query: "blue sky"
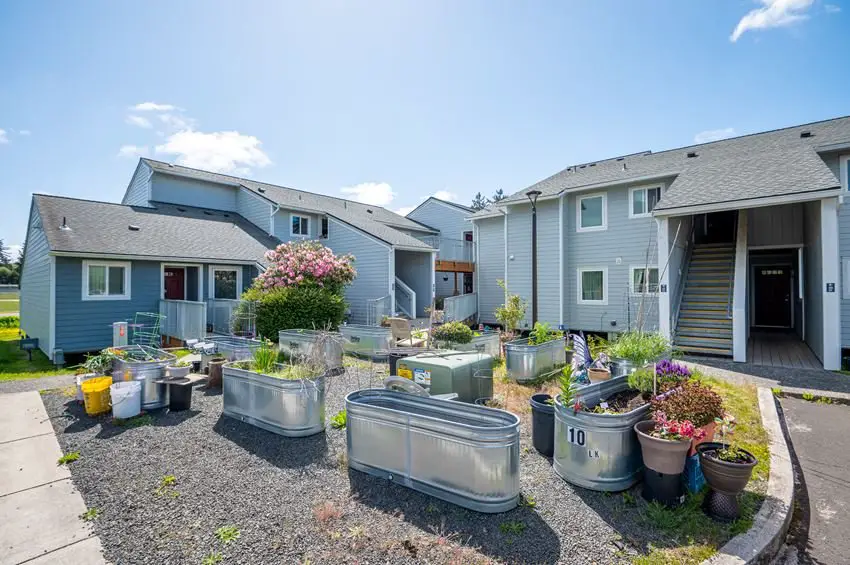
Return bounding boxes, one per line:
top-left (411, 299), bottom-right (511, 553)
top-left (1, 0), bottom-right (847, 255)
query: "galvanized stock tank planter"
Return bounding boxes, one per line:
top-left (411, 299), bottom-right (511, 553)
top-left (454, 332), bottom-right (501, 358)
top-left (111, 345), bottom-right (177, 410)
top-left (505, 337), bottom-right (566, 382)
top-left (278, 329), bottom-right (344, 373)
top-left (553, 378), bottom-right (651, 492)
top-left (339, 324), bottom-right (393, 359)
top-left (345, 389), bottom-right (521, 513)
top-left (222, 363), bottom-right (326, 437)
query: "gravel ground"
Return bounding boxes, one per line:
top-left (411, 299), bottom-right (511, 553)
top-left (43, 364), bottom-right (737, 565)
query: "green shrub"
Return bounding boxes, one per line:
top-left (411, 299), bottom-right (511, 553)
top-left (528, 322), bottom-right (562, 345)
top-left (494, 280), bottom-right (527, 332)
top-left (607, 331), bottom-right (669, 364)
top-left (432, 321), bottom-right (473, 345)
top-left (243, 286), bottom-right (347, 340)
top-left (0, 316), bottom-right (19, 329)
top-left (651, 381), bottom-right (724, 427)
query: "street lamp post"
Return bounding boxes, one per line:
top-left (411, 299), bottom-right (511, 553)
top-left (526, 189), bottom-right (542, 327)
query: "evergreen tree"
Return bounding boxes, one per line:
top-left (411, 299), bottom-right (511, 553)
top-left (0, 240), bottom-right (9, 265)
top-left (491, 189), bottom-right (507, 203)
top-left (470, 192), bottom-right (489, 210)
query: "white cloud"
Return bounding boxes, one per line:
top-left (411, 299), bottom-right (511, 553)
top-left (117, 144), bottom-right (150, 158)
top-left (18, 129), bottom-right (30, 136)
top-left (131, 102), bottom-right (179, 112)
top-left (158, 113), bottom-right (195, 131)
top-left (730, 0), bottom-right (814, 42)
top-left (7, 244), bottom-right (21, 258)
top-left (394, 206), bottom-right (415, 216)
top-left (694, 127), bottom-right (737, 144)
top-left (125, 115), bottom-right (152, 129)
top-left (340, 182), bottom-right (396, 206)
top-left (155, 130), bottom-right (271, 174)
top-left (433, 190), bottom-right (459, 202)
top-left (825, 3), bottom-right (841, 12)
top-left (0, 129), bottom-right (7, 144)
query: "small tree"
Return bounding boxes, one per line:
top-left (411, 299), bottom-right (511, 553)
top-left (491, 189), bottom-right (507, 203)
top-left (470, 192), bottom-right (489, 211)
top-left (0, 240), bottom-right (9, 266)
top-left (494, 279), bottom-right (527, 337)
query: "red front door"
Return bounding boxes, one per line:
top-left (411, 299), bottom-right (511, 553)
top-left (164, 267), bottom-right (185, 300)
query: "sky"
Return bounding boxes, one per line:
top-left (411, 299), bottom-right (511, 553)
top-left (1, 0), bottom-right (848, 257)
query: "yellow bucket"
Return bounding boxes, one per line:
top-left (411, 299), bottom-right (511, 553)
top-left (82, 376), bottom-right (113, 416)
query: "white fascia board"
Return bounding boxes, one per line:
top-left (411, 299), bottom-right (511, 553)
top-left (50, 251), bottom-right (259, 265)
top-left (653, 188), bottom-right (843, 217)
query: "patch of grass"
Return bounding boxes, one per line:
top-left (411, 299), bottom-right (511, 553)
top-left (342, 355), bottom-right (373, 370)
top-left (425, 503), bottom-right (439, 514)
top-left (771, 387), bottom-right (783, 397)
top-left (330, 409), bottom-right (347, 429)
top-left (817, 396), bottom-right (834, 405)
top-left (622, 491), bottom-right (636, 506)
top-left (519, 493), bottom-right (537, 508)
top-left (0, 315), bottom-right (19, 327)
top-left (201, 552), bottom-right (223, 565)
top-left (57, 451), bottom-right (80, 465)
top-left (80, 508), bottom-right (101, 521)
top-left (313, 501), bottom-right (343, 523)
top-left (215, 525), bottom-right (241, 545)
top-left (0, 328), bottom-right (70, 382)
top-left (154, 475), bottom-right (179, 498)
top-left (0, 299), bottom-right (19, 313)
top-left (171, 348), bottom-right (192, 359)
top-left (115, 414), bottom-right (153, 428)
top-left (499, 521), bottom-right (526, 536)
top-left (802, 392), bottom-right (815, 401)
top-left (633, 544), bottom-right (716, 565)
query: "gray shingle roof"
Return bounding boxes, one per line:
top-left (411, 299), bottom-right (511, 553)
top-left (471, 115), bottom-right (850, 216)
top-left (141, 159), bottom-right (437, 250)
top-left (35, 195), bottom-right (277, 264)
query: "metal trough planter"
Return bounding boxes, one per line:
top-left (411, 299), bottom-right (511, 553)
top-left (454, 332), bottom-right (501, 358)
top-left (222, 363), bottom-right (326, 437)
top-left (553, 380), bottom-right (651, 492)
top-left (505, 337), bottom-right (566, 382)
top-left (345, 389), bottom-right (520, 513)
top-left (111, 345), bottom-right (176, 410)
top-left (206, 335), bottom-right (261, 361)
top-left (339, 324), bottom-right (393, 359)
top-left (278, 329), bottom-right (344, 372)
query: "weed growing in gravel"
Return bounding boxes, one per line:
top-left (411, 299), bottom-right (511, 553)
top-left (347, 525), bottom-right (365, 539)
top-left (817, 396), bottom-right (834, 404)
top-left (330, 409), bottom-right (347, 429)
top-left (425, 503), bottom-right (439, 514)
top-left (201, 552), bottom-right (223, 565)
top-left (771, 387), bottom-right (783, 397)
top-left (313, 501), bottom-right (343, 523)
top-left (519, 493), bottom-right (537, 508)
top-left (215, 525), bottom-right (241, 545)
top-left (499, 521), bottom-right (526, 536)
top-left (80, 508), bottom-right (101, 521)
top-left (336, 451), bottom-right (348, 472)
top-left (155, 475), bottom-right (179, 498)
top-left (622, 491), bottom-right (636, 506)
top-left (57, 451), bottom-right (80, 465)
top-left (115, 414), bottom-right (153, 428)
top-left (802, 392), bottom-right (815, 402)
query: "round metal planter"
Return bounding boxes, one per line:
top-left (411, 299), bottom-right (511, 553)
top-left (553, 381), bottom-right (651, 492)
top-left (111, 346), bottom-right (176, 410)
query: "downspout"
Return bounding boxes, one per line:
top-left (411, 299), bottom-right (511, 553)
top-left (269, 204), bottom-right (280, 237)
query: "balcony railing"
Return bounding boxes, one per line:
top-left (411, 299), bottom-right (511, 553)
top-left (394, 277), bottom-right (416, 319)
top-left (159, 300), bottom-right (207, 342)
top-left (419, 236), bottom-right (474, 263)
top-left (444, 293), bottom-right (477, 323)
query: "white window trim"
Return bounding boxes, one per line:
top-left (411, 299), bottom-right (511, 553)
top-left (629, 184), bottom-right (663, 219)
top-left (160, 263), bottom-right (204, 302)
top-left (840, 155), bottom-right (850, 192)
top-left (82, 260), bottom-right (132, 301)
top-left (630, 265), bottom-right (660, 296)
top-left (208, 265), bottom-right (243, 301)
top-left (290, 213), bottom-right (311, 237)
top-left (843, 258), bottom-right (850, 300)
top-left (576, 192), bottom-right (608, 232)
top-left (577, 266), bottom-right (608, 305)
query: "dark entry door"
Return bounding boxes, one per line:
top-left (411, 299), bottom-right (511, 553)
top-left (754, 267), bottom-right (792, 327)
top-left (164, 267), bottom-right (185, 300)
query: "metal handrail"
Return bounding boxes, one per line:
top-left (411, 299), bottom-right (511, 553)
top-left (726, 212), bottom-right (739, 319)
top-left (366, 295), bottom-right (391, 326)
top-left (394, 277), bottom-right (416, 319)
top-left (671, 220), bottom-right (696, 332)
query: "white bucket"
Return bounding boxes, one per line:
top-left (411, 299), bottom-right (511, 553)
top-left (110, 381), bottom-right (142, 420)
top-left (76, 374), bottom-right (99, 402)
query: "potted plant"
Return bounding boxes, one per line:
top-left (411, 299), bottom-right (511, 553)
top-left (651, 378), bottom-right (723, 455)
top-left (474, 393), bottom-right (506, 409)
top-left (635, 413), bottom-right (703, 475)
top-left (505, 322), bottom-right (566, 382)
top-left (222, 339), bottom-right (328, 437)
top-left (697, 416), bottom-right (758, 521)
top-left (607, 331), bottom-right (670, 374)
top-left (432, 321), bottom-right (474, 349)
top-left (166, 359), bottom-right (192, 379)
top-left (74, 349), bottom-right (119, 403)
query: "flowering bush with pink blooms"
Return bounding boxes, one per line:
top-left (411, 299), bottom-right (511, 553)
top-left (649, 412), bottom-right (706, 442)
top-left (254, 241), bottom-right (356, 295)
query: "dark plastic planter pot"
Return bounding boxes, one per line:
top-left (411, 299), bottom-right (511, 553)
top-left (697, 442), bottom-right (758, 521)
top-left (530, 393), bottom-right (555, 457)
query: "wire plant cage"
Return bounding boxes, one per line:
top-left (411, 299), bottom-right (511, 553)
top-left (130, 312), bottom-right (165, 347)
top-left (230, 300), bottom-right (257, 338)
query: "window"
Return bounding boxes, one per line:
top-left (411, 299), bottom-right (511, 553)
top-left (577, 267), bottom-right (608, 305)
top-left (577, 193), bottom-right (607, 232)
top-left (320, 217), bottom-right (329, 239)
top-left (630, 185), bottom-right (662, 218)
top-left (631, 266), bottom-right (659, 295)
top-left (82, 260), bottom-right (131, 300)
top-left (209, 266), bottom-right (242, 300)
top-left (840, 155), bottom-right (850, 193)
top-left (291, 214), bottom-right (310, 236)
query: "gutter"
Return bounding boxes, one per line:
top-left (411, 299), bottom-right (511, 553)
top-left (653, 187), bottom-right (842, 217)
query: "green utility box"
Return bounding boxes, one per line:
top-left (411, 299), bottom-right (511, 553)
top-left (396, 351), bottom-right (494, 403)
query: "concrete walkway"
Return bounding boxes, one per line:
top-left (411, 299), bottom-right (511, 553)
top-left (684, 356), bottom-right (850, 396)
top-left (0, 391), bottom-right (106, 565)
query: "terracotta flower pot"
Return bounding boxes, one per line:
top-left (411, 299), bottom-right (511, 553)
top-left (688, 421), bottom-right (716, 456)
top-left (634, 420), bottom-right (692, 475)
top-left (588, 368), bottom-right (612, 383)
top-left (697, 442), bottom-right (757, 495)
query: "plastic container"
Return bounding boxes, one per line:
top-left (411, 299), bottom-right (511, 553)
top-left (110, 381), bottom-right (142, 420)
top-left (75, 373), bottom-right (98, 403)
top-left (82, 376), bottom-right (113, 416)
top-left (642, 468), bottom-right (685, 507)
top-left (168, 379), bottom-right (194, 412)
top-left (530, 393), bottom-right (555, 457)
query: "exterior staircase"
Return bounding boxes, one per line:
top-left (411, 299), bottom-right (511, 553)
top-left (674, 243), bottom-right (735, 357)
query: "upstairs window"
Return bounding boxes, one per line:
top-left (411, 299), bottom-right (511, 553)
top-left (320, 217), bottom-right (329, 239)
top-left (577, 193), bottom-right (607, 232)
top-left (630, 185), bottom-right (662, 218)
top-left (83, 260), bottom-right (131, 301)
top-left (291, 214), bottom-right (310, 236)
top-left (631, 266), bottom-right (660, 294)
